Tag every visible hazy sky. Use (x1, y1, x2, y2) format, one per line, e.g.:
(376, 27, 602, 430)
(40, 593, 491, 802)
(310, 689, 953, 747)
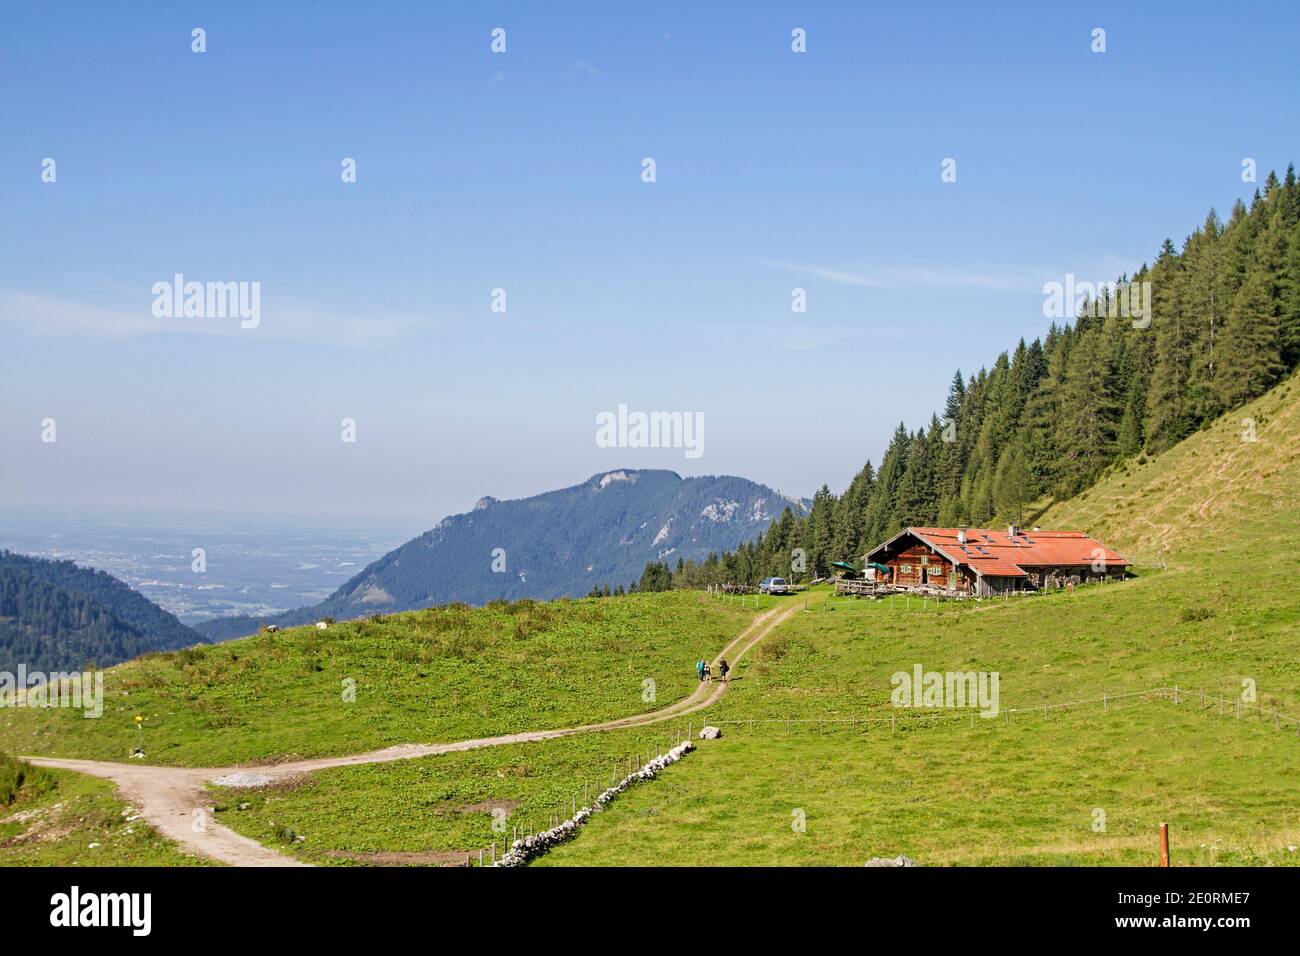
(3, 1, 1298, 524)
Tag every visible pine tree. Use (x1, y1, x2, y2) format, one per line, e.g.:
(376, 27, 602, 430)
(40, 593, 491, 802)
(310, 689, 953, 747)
(1217, 269, 1284, 407)
(1281, 218, 1300, 368)
(894, 427, 939, 527)
(806, 485, 835, 577)
(1054, 332, 1120, 495)
(863, 425, 910, 545)
(1144, 237, 1195, 450)
(703, 168, 1299, 574)
(992, 439, 1033, 524)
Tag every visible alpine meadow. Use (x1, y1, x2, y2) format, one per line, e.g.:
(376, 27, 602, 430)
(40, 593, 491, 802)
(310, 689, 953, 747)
(2, 3, 1298, 941)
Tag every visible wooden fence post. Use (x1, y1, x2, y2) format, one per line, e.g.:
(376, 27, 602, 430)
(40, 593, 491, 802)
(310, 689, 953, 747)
(1103, 690, 1108, 712)
(891, 712, 896, 732)
(1159, 823, 1170, 867)
(1274, 705, 1280, 730)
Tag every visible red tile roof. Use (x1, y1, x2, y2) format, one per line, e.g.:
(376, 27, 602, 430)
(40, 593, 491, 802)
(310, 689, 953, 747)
(868, 527, 1131, 578)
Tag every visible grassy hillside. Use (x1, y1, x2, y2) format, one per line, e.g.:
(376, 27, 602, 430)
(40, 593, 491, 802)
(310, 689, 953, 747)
(538, 704, 1300, 867)
(1041, 371, 1300, 563)
(530, 375, 1300, 865)
(8, 376, 1298, 867)
(192, 376, 1300, 867)
(0, 591, 766, 766)
(211, 722, 696, 865)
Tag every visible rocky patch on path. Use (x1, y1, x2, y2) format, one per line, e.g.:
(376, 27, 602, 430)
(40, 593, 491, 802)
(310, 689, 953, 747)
(212, 772, 273, 788)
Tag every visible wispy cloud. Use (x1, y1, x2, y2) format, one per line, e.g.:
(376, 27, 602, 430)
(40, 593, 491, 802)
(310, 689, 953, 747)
(886, 267, 1025, 292)
(767, 259, 1034, 293)
(567, 60, 599, 77)
(0, 290, 459, 351)
(765, 260, 895, 289)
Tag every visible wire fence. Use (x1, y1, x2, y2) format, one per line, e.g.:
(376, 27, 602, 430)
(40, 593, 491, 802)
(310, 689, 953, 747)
(463, 682, 1300, 864)
(692, 685, 1300, 736)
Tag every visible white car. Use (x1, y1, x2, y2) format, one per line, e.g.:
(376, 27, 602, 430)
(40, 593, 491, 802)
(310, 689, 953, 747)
(759, 577, 789, 594)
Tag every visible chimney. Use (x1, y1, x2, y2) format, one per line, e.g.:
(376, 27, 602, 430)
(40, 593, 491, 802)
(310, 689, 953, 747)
(956, 528, 967, 545)
(1007, 525, 1018, 539)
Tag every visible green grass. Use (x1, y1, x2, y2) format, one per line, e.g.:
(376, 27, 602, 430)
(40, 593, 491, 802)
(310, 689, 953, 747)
(1043, 372, 1300, 566)
(212, 378, 1300, 867)
(537, 703, 1300, 866)
(0, 753, 208, 866)
(7, 378, 1299, 867)
(704, 377, 1300, 726)
(0, 591, 766, 767)
(701, 564, 1300, 727)
(211, 723, 699, 865)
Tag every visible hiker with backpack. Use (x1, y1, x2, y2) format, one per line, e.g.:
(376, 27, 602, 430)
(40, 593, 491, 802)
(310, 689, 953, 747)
(718, 658, 730, 682)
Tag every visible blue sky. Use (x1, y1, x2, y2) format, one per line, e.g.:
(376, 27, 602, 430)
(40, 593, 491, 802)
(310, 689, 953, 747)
(2, 1, 1298, 522)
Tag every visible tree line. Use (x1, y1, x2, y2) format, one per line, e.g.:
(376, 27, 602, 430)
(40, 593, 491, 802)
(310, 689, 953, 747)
(627, 167, 1300, 591)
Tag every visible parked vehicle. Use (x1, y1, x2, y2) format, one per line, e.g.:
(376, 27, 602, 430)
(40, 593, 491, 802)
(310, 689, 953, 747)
(759, 576, 789, 594)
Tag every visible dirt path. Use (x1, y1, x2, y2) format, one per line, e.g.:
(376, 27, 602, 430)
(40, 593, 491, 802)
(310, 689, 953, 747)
(26, 598, 803, 867)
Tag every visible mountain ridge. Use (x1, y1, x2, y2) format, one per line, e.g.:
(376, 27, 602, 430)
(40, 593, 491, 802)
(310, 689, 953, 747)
(193, 468, 808, 640)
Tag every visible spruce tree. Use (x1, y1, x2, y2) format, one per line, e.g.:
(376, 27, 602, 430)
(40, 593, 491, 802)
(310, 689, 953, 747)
(1217, 269, 1284, 408)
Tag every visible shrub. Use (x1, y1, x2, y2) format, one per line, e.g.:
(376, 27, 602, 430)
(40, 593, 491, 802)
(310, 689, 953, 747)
(758, 634, 790, 664)
(175, 646, 204, 667)
(0, 753, 55, 807)
(1179, 606, 1214, 623)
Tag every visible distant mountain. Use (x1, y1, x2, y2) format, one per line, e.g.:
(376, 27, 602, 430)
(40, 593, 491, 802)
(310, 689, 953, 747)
(195, 469, 806, 640)
(0, 551, 204, 671)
